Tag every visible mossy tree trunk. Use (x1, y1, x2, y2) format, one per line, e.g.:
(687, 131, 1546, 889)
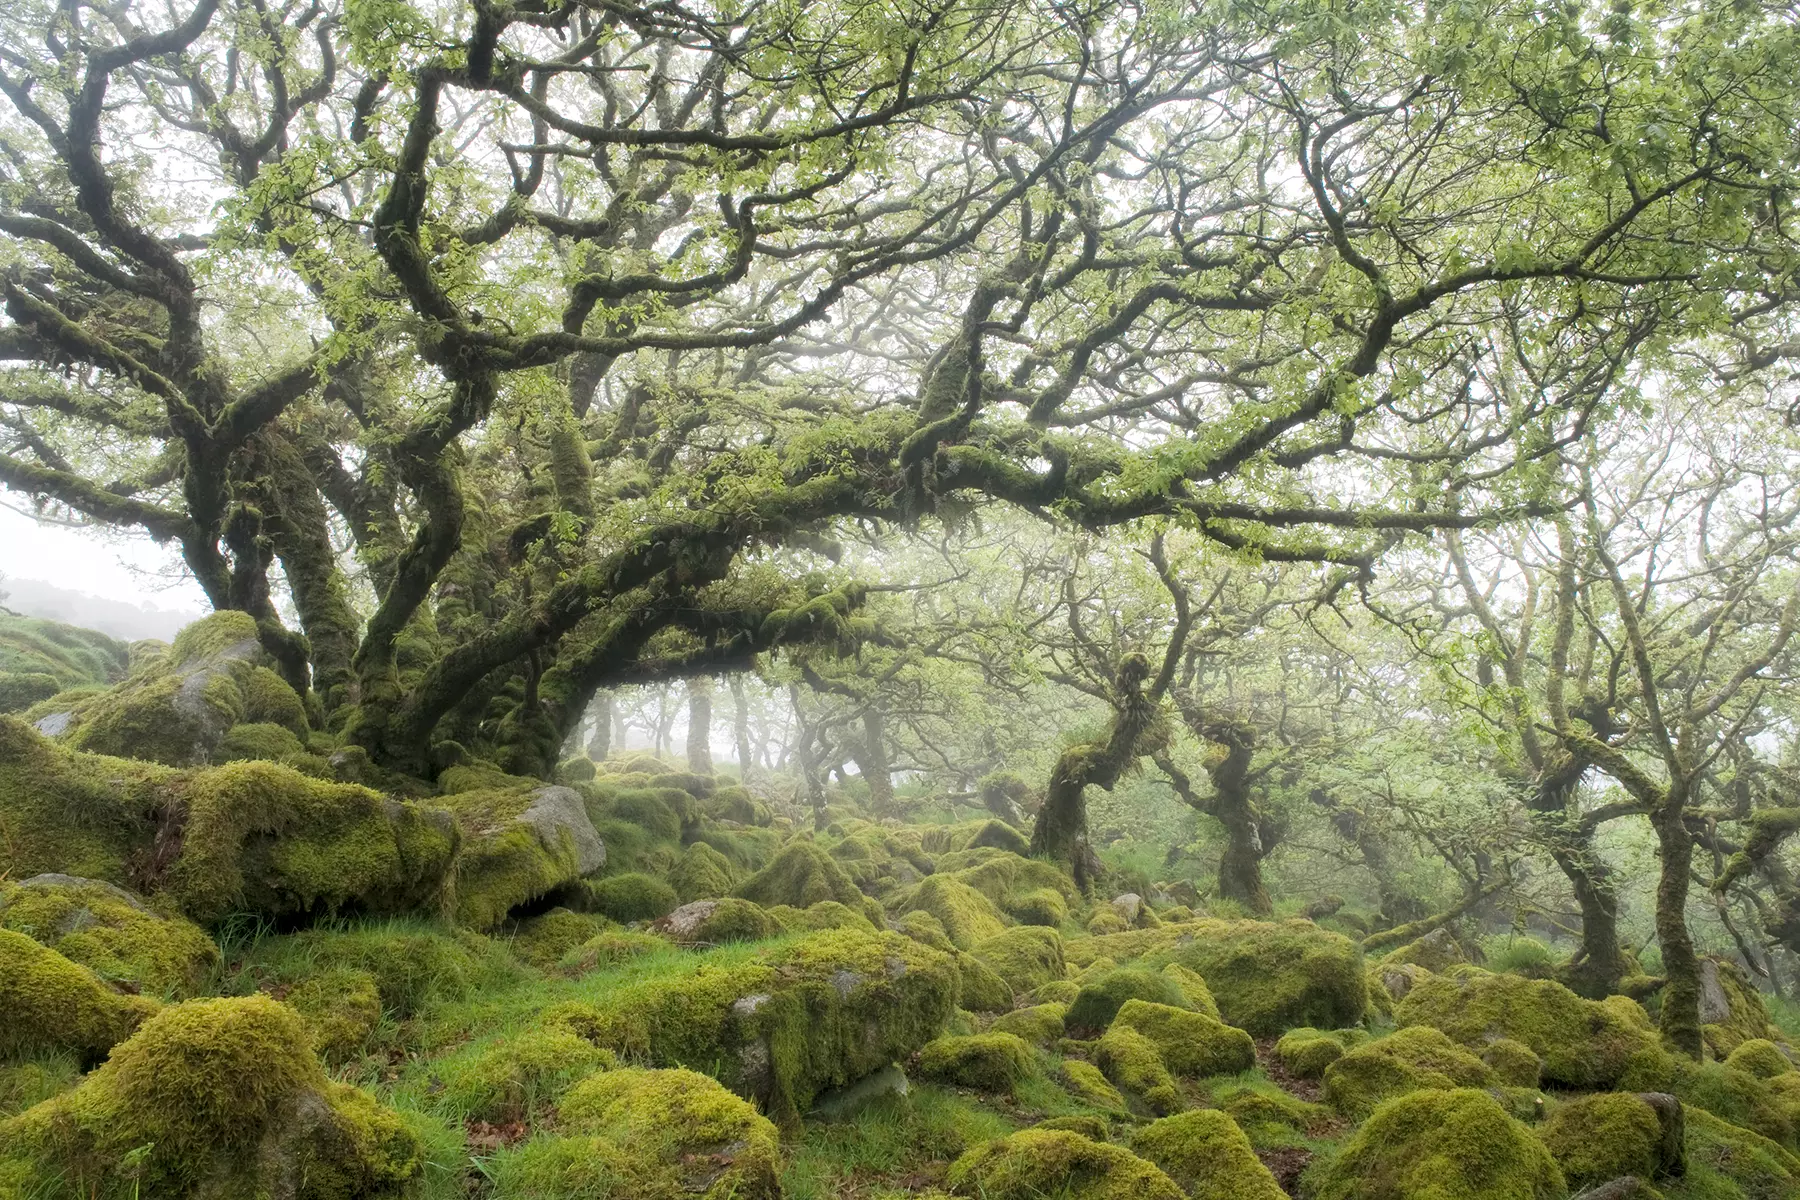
(687, 678, 714, 773)
(731, 675, 756, 781)
(1652, 783, 1705, 1057)
(1528, 751, 1632, 998)
(587, 692, 613, 761)
(1167, 703, 1279, 916)
(850, 708, 895, 818)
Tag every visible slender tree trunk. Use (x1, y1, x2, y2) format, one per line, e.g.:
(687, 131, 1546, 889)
(587, 692, 613, 760)
(686, 677, 714, 773)
(1033, 655, 1158, 893)
(731, 675, 755, 781)
(1207, 727, 1273, 916)
(1528, 752, 1630, 996)
(851, 708, 895, 817)
(1653, 783, 1704, 1057)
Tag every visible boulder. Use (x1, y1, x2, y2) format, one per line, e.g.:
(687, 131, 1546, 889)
(946, 1128, 1186, 1200)
(1311, 1088, 1565, 1200)
(1322, 1026, 1496, 1119)
(1129, 1109, 1286, 1200)
(1108, 1000, 1254, 1077)
(444, 784, 606, 928)
(0, 928, 159, 1065)
(915, 1033, 1037, 1093)
(0, 874, 217, 996)
(1539, 1093, 1682, 1191)
(971, 926, 1066, 992)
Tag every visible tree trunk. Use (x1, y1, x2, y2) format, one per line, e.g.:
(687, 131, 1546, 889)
(1207, 725, 1273, 916)
(1529, 751, 1630, 997)
(587, 692, 613, 760)
(1652, 787, 1704, 1057)
(851, 708, 895, 817)
(686, 678, 714, 773)
(731, 675, 755, 781)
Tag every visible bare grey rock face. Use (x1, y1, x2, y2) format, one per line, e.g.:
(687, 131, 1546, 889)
(654, 900, 722, 939)
(518, 785, 607, 876)
(1110, 893, 1142, 923)
(33, 711, 72, 736)
(1697, 959, 1732, 1024)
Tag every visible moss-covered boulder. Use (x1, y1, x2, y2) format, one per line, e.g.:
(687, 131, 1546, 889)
(669, 841, 737, 901)
(1097, 1023, 1183, 1115)
(0, 874, 217, 996)
(971, 926, 1066, 992)
(0, 612, 128, 706)
(432, 1025, 617, 1124)
(1068, 919, 1365, 1037)
(0, 716, 169, 883)
(1312, 1088, 1565, 1200)
(1005, 886, 1069, 927)
(992, 1002, 1068, 1045)
(1275, 1026, 1369, 1079)
(503, 907, 612, 969)
(1681, 1105, 1800, 1198)
(1725, 1038, 1796, 1080)
(768, 898, 879, 934)
(954, 949, 1016, 1012)
(1067, 966, 1193, 1032)
(946, 1128, 1186, 1200)
(577, 871, 679, 922)
(566, 928, 957, 1128)
(916, 1032, 1038, 1092)
(1699, 955, 1776, 1058)
(1160, 962, 1220, 1019)
(734, 839, 880, 924)
(0, 927, 160, 1065)
(168, 759, 458, 925)
(1129, 1109, 1287, 1200)
(1395, 965, 1663, 1089)
(650, 897, 780, 944)
(1109, 999, 1254, 1078)
(443, 783, 606, 928)
(1322, 1026, 1498, 1119)
(1061, 1058, 1128, 1108)
(0, 995, 421, 1197)
(903, 873, 1010, 949)
(1539, 1093, 1676, 1191)
(1216, 1083, 1333, 1146)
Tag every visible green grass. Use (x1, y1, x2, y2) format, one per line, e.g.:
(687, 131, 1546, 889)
(782, 1084, 1013, 1200)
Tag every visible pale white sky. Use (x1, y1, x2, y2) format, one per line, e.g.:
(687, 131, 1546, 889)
(0, 502, 207, 611)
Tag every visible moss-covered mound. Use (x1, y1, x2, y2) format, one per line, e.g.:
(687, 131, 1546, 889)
(0, 874, 217, 996)
(992, 1002, 1068, 1045)
(564, 928, 957, 1128)
(1538, 1092, 1669, 1191)
(1109, 999, 1254, 1077)
(0, 994, 421, 1197)
(954, 948, 1016, 1012)
(1275, 1026, 1369, 1078)
(734, 839, 879, 923)
(902, 873, 1010, 949)
(1312, 1088, 1565, 1200)
(946, 1127, 1186, 1200)
(1129, 1109, 1287, 1200)
(1699, 956, 1777, 1058)
(0, 715, 169, 883)
(1067, 966, 1194, 1032)
(1395, 965, 1663, 1088)
(503, 907, 612, 969)
(421, 1023, 618, 1124)
(45, 612, 309, 767)
(443, 783, 607, 928)
(1062, 1058, 1128, 1109)
(1322, 1026, 1497, 1119)
(0, 927, 160, 1064)
(670, 840, 737, 901)
(1680, 1104, 1800, 1198)
(0, 612, 128, 714)
(971, 925, 1066, 991)
(487, 1066, 780, 1200)
(916, 1032, 1038, 1092)
(172, 759, 459, 924)
(1070, 918, 1365, 1037)
(651, 897, 780, 944)
(1725, 1038, 1796, 1080)
(1097, 1023, 1183, 1115)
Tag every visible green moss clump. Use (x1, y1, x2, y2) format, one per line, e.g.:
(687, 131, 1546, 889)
(1149, 919, 1367, 1037)
(239, 665, 310, 733)
(433, 1026, 617, 1124)
(580, 872, 679, 922)
(0, 875, 217, 996)
(214, 719, 308, 763)
(571, 929, 957, 1129)
(1160, 962, 1220, 1019)
(1088, 907, 1131, 934)
(654, 897, 781, 944)
(1036, 978, 1082, 1004)
(1037, 1113, 1111, 1140)
(734, 839, 876, 921)
(1538, 1092, 1664, 1190)
(0, 1054, 80, 1119)
(916, 1032, 1039, 1093)
(955, 949, 1016, 1012)
(172, 760, 457, 924)
(1061, 1058, 1128, 1109)
(505, 907, 612, 969)
(1067, 966, 1192, 1032)
(1629, 1057, 1795, 1146)
(1482, 1036, 1544, 1087)
(1275, 1027, 1368, 1079)
(1322, 1026, 1497, 1119)
(1313, 1088, 1564, 1200)
(1097, 1023, 1183, 1115)
(1395, 964, 1662, 1088)
(904, 873, 1010, 949)
(505, 1066, 781, 1200)
(1005, 886, 1069, 927)
(993, 1002, 1069, 1045)
(670, 841, 737, 901)
(946, 1127, 1186, 1200)
(0, 671, 60, 713)
(776, 899, 879, 934)
(170, 610, 262, 664)
(971, 926, 1066, 992)
(0, 994, 421, 1197)
(1215, 1084, 1332, 1146)
(1681, 1104, 1800, 1198)
(1109, 999, 1255, 1077)
(558, 929, 667, 973)
(1129, 1109, 1287, 1200)
(1726, 1038, 1796, 1080)
(283, 965, 383, 1062)
(0, 927, 159, 1064)
(896, 909, 957, 952)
